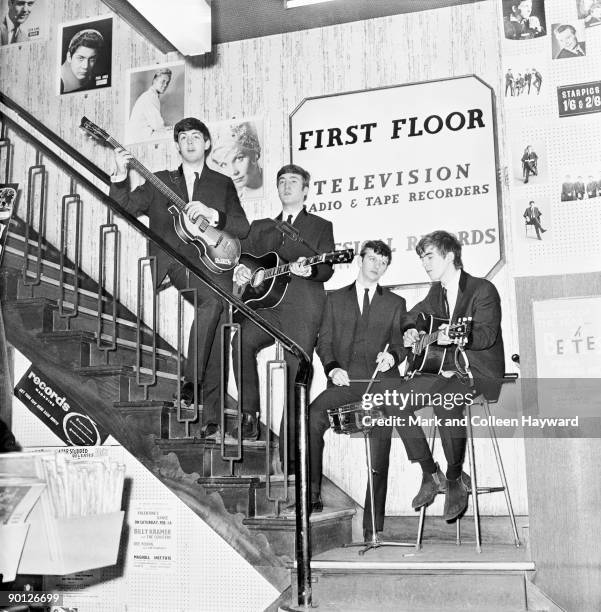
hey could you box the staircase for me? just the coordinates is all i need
[0,215,356,593]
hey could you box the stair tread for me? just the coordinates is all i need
[156,437,270,448]
[245,507,356,525]
[114,400,174,408]
[75,365,135,375]
[306,542,533,571]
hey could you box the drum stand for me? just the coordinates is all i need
[344,426,416,555]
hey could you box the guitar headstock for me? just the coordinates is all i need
[80,116,110,143]
[449,316,473,344]
[327,249,354,264]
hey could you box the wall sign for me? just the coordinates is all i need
[290,76,502,287]
[557,81,601,118]
[14,366,108,445]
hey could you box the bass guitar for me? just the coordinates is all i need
[80,116,241,274]
[235,249,354,310]
[405,313,472,376]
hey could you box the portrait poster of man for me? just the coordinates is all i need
[578,0,601,27]
[551,21,586,59]
[502,0,547,40]
[58,15,112,95]
[207,118,264,202]
[124,61,185,145]
[0,0,47,46]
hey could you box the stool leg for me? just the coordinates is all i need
[465,404,482,553]
[416,423,437,550]
[484,401,521,547]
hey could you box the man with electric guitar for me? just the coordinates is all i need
[233,164,335,455]
[372,230,505,523]
[109,117,250,437]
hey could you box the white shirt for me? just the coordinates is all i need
[125,88,170,144]
[355,281,377,314]
[441,267,461,320]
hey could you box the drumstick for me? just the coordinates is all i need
[363,343,389,397]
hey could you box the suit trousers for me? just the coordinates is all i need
[168,264,234,424]
[233,297,321,468]
[309,381,401,533]
[372,373,470,478]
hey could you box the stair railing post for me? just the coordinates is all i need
[220,303,241,475]
[22,151,46,295]
[58,177,81,328]
[136,254,158,401]
[97,210,119,363]
[295,359,312,608]
[176,277,199,438]
[266,340,288,516]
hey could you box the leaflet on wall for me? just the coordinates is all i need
[128,502,176,573]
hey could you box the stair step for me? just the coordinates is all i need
[37,330,180,373]
[245,508,354,557]
[74,364,178,402]
[156,437,279,477]
[291,542,533,611]
[197,476,262,517]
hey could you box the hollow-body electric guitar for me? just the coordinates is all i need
[235,249,354,310]
[80,116,241,274]
[405,313,473,376]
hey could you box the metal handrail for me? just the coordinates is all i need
[0,91,314,607]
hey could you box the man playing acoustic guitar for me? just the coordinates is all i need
[370,230,505,522]
[233,164,334,453]
[110,117,250,437]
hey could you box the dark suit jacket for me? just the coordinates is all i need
[556,43,586,59]
[523,206,541,222]
[401,270,505,384]
[317,283,406,380]
[109,164,250,283]
[241,207,334,317]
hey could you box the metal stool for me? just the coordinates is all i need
[416,379,521,553]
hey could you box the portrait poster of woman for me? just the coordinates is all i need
[207,118,264,202]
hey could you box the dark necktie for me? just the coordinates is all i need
[442,287,450,319]
[10,28,19,44]
[287,214,293,225]
[191,171,200,202]
[362,288,370,322]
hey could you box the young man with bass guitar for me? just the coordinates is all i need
[109,117,250,437]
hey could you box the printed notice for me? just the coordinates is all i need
[129,503,176,573]
[557,81,601,117]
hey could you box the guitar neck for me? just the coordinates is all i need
[263,253,332,280]
[105,135,188,212]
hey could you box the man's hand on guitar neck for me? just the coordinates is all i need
[290,256,312,278]
[403,328,420,348]
[233,264,252,285]
[112,147,144,188]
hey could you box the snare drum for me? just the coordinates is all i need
[327,402,370,435]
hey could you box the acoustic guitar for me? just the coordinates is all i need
[235,249,354,310]
[405,313,472,376]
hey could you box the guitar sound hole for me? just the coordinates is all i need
[251,269,265,287]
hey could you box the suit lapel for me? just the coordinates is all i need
[452,270,469,320]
